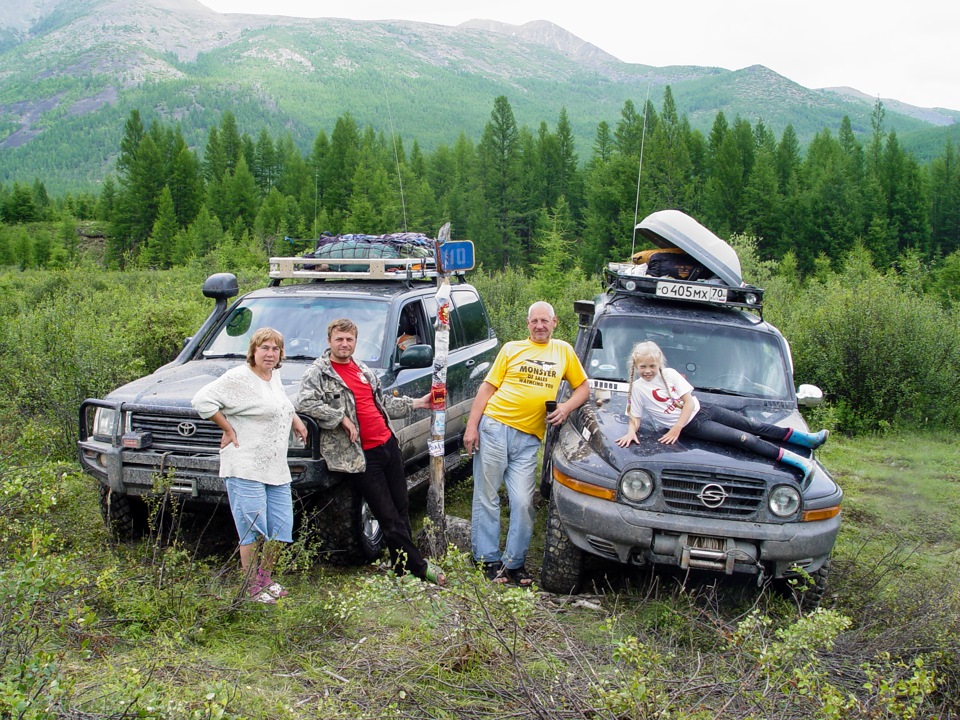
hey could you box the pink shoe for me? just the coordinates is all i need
[247,582,277,604]
[257,568,289,598]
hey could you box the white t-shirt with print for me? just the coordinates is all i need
[627,367,701,430]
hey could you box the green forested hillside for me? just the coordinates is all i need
[0,0,956,194]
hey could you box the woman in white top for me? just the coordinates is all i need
[615,341,828,481]
[192,327,307,603]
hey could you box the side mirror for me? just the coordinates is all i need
[202,273,239,300]
[398,344,434,369]
[796,383,823,407]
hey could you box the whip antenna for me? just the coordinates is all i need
[379,71,408,231]
[630,84,651,257]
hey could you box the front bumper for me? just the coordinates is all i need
[553,481,840,578]
[78,438,334,500]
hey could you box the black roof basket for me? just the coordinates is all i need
[602,263,764,317]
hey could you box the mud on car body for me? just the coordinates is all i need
[79,253,498,563]
[539,211,842,605]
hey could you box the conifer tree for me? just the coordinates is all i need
[477,96,523,268]
[143,186,178,268]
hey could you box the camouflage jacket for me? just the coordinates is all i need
[295,350,414,473]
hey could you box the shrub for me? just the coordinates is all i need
[766,247,960,433]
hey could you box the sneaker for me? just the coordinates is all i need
[257,568,289,598]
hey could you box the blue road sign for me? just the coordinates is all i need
[439,241,475,271]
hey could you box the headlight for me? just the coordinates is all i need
[93,408,118,441]
[288,427,306,450]
[620,469,654,503]
[769,485,801,517]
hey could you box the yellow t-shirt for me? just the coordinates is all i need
[483,338,588,440]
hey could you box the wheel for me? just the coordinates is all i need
[540,493,585,594]
[297,482,385,565]
[777,558,831,611]
[98,483,149,540]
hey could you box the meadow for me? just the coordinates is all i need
[2,251,960,718]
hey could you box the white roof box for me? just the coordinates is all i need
[635,210,743,288]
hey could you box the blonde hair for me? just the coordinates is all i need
[629,341,667,371]
[626,341,675,417]
[247,327,285,369]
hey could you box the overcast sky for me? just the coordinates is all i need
[199,0,960,112]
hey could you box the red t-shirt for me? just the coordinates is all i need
[331,359,392,450]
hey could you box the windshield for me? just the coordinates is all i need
[586,315,791,399]
[202,296,390,366]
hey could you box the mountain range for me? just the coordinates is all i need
[2,0,959,194]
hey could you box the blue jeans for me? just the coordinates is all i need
[471,415,542,570]
[224,477,293,546]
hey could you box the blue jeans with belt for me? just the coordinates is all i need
[470,415,542,570]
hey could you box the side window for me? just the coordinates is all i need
[450,290,490,348]
[396,301,426,352]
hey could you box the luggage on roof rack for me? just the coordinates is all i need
[306,232,434,271]
[608,209,764,315]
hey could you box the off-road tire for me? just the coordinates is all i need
[778,558,831,611]
[98,483,149,540]
[298,482,384,565]
[540,493,585,594]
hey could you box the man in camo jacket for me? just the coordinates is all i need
[296,318,442,584]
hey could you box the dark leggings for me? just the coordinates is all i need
[681,404,790,460]
[355,435,428,578]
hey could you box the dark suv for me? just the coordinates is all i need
[78,255,498,562]
[540,211,842,604]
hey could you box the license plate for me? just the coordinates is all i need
[656,281,727,303]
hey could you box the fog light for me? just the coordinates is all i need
[122,431,153,449]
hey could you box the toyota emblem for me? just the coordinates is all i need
[177,421,197,437]
[698,483,728,508]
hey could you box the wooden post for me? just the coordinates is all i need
[424,222,451,557]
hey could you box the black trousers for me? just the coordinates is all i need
[682,404,790,460]
[355,435,428,578]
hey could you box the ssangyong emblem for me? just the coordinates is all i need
[177,421,197,437]
[698,483,728,508]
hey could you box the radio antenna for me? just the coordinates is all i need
[379,71,408,231]
[630,84,652,257]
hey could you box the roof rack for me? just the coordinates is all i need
[603,262,764,316]
[269,256,463,282]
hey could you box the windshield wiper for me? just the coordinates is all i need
[695,386,751,397]
[201,353,247,359]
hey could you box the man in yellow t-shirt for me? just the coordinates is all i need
[464,301,589,586]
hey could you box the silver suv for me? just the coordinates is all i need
[79,256,498,563]
[540,211,842,606]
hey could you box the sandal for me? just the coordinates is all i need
[482,560,508,583]
[248,584,277,604]
[424,563,447,587]
[257,569,289,598]
[505,565,534,587]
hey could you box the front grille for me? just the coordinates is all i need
[131,412,221,453]
[660,469,765,517]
